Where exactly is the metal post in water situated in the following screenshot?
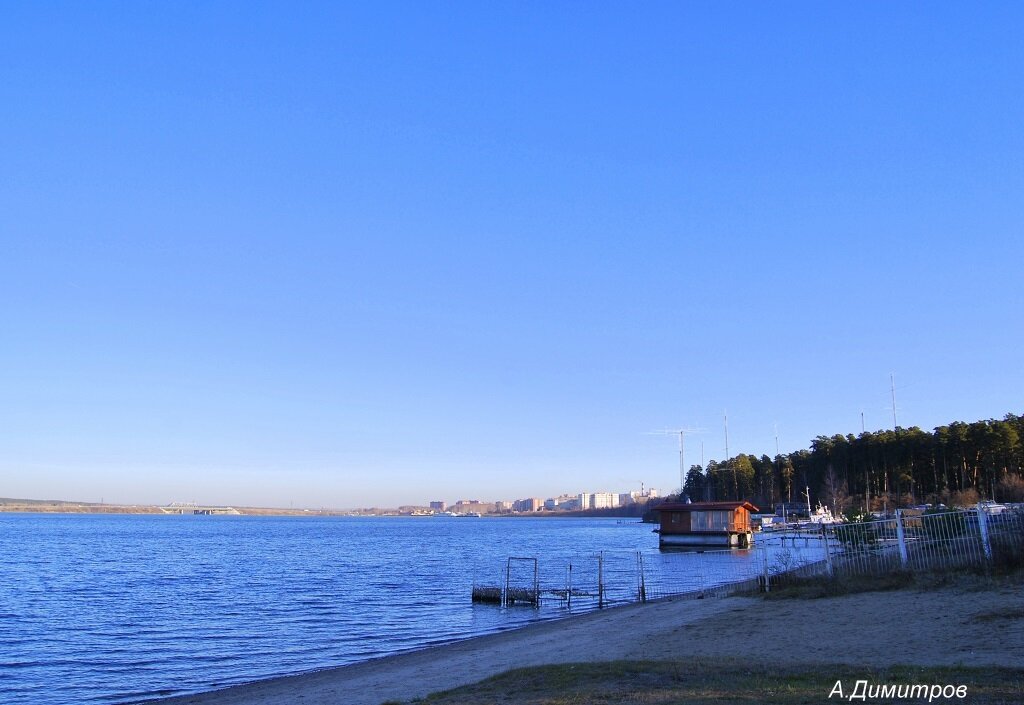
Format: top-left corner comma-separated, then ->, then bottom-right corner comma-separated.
504,559 -> 511,607
598,552 -> 604,608
533,559 -> 539,607
637,552 -> 647,603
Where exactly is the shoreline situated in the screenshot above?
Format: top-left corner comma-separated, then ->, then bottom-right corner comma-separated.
0,505 -> 649,519
142,577 -> 1024,705
143,594 -> 735,705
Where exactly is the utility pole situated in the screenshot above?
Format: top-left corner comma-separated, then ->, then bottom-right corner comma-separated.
865,467 -> 871,514
861,410 -> 869,513
724,411 -> 737,499
649,427 -> 705,498
774,424 -> 780,508
891,373 -> 898,430
678,431 -> 685,495
724,411 -> 730,461
701,441 -> 707,500
889,373 -> 898,515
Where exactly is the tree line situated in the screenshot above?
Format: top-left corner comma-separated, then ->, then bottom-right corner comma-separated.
680,412 -> 1024,514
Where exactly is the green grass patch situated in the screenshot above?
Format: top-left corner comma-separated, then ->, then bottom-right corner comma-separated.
396,660 -> 1024,705
753,566 -> 1024,601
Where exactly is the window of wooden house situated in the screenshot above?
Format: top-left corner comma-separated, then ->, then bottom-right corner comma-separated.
690,510 -> 731,530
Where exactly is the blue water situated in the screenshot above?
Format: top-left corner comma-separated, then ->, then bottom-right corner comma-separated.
0,513 -> 788,705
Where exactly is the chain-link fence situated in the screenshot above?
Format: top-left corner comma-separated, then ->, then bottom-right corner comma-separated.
821,506 -> 1024,577
765,505 -> 1024,589
473,506 -> 1024,608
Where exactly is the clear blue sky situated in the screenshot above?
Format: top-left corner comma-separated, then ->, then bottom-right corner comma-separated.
2,2 -> 1022,508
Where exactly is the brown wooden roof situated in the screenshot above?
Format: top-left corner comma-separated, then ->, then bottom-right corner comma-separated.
655,501 -> 759,513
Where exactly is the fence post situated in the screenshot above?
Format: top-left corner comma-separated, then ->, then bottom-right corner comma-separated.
977,508 -> 993,562
894,510 -> 909,568
822,527 -> 834,577
761,544 -> 770,593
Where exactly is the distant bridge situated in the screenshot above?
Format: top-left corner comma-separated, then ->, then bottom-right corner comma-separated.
159,502 -> 241,516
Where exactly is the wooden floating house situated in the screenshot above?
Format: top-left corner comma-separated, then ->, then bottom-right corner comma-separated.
655,501 -> 758,549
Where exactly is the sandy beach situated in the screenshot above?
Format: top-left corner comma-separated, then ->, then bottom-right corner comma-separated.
152,578 -> 1024,705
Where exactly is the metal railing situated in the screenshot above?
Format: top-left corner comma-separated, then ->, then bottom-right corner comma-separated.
767,506 -> 1024,588
472,507 -> 1024,608
473,545 -> 820,609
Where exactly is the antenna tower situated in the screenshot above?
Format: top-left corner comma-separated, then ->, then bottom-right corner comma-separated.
649,427 -> 706,497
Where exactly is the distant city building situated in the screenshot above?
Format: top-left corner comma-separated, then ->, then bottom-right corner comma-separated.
454,500 -> 494,514
627,489 -> 658,504
513,498 -> 542,512
577,492 -> 619,510
592,492 -> 619,509
425,487 -> 652,515
560,497 -> 581,510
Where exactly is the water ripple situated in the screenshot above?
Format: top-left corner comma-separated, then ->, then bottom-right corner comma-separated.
0,514 -> 760,705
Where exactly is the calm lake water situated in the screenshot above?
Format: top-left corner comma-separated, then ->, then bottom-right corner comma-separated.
0,513 -> 808,705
